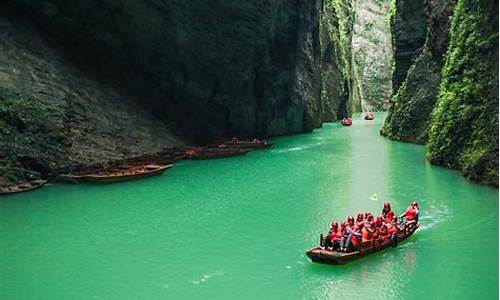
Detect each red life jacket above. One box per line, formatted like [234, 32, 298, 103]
[387, 223, 398, 235]
[384, 210, 395, 223]
[348, 225, 360, 247]
[329, 229, 342, 241]
[361, 227, 372, 242]
[405, 207, 417, 220]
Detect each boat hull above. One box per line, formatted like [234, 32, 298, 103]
[0, 180, 48, 195]
[58, 165, 172, 183]
[306, 224, 418, 265]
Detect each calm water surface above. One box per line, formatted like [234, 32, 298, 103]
[1, 113, 498, 299]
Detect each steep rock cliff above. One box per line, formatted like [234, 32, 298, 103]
[426, 0, 498, 185]
[1, 1, 360, 185]
[352, 0, 393, 111]
[381, 0, 455, 143]
[382, 0, 498, 185]
[0, 15, 183, 186]
[7, 0, 327, 141]
[389, 0, 427, 93]
[320, 0, 361, 121]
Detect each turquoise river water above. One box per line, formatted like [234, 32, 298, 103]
[0, 113, 498, 299]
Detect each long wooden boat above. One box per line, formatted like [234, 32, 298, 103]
[227, 141, 274, 150]
[59, 164, 172, 183]
[306, 223, 419, 265]
[185, 147, 251, 160]
[0, 179, 48, 195]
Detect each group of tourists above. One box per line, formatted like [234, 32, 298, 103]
[321, 201, 419, 252]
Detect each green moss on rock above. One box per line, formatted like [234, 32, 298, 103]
[320, 0, 361, 121]
[426, 0, 498, 185]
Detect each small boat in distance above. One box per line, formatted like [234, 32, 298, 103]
[341, 117, 352, 126]
[59, 164, 172, 183]
[0, 179, 48, 195]
[364, 112, 375, 120]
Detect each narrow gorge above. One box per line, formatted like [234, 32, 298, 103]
[0, 0, 361, 186]
[0, 0, 497, 186]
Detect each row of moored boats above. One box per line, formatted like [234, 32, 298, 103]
[0, 139, 273, 195]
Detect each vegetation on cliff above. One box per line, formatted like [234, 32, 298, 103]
[352, 0, 393, 111]
[383, 0, 498, 185]
[426, 0, 498, 185]
[320, 0, 361, 121]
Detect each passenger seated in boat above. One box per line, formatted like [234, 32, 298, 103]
[339, 216, 362, 252]
[231, 137, 240, 144]
[356, 212, 364, 226]
[325, 222, 342, 250]
[400, 201, 419, 224]
[378, 223, 390, 239]
[382, 202, 395, 223]
[387, 216, 399, 246]
[218, 144, 227, 149]
[251, 138, 260, 144]
[361, 221, 374, 243]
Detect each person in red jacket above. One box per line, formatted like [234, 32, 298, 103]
[378, 223, 390, 238]
[382, 202, 395, 223]
[339, 216, 362, 252]
[361, 221, 374, 243]
[356, 212, 364, 226]
[387, 216, 400, 246]
[324, 221, 342, 250]
[400, 201, 419, 224]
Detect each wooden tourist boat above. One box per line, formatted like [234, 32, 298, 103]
[185, 147, 251, 160]
[59, 164, 172, 183]
[341, 118, 353, 126]
[0, 179, 48, 195]
[306, 222, 419, 265]
[226, 140, 274, 150]
[364, 113, 375, 120]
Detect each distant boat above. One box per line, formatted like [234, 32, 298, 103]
[364, 113, 375, 120]
[185, 147, 251, 160]
[0, 179, 47, 195]
[58, 164, 172, 183]
[341, 118, 352, 126]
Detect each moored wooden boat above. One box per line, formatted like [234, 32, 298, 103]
[306, 223, 419, 265]
[227, 141, 274, 149]
[185, 147, 251, 160]
[0, 179, 48, 195]
[59, 164, 172, 183]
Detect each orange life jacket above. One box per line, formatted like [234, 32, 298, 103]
[329, 229, 342, 241]
[361, 227, 372, 242]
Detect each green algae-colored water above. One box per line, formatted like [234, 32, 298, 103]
[1, 113, 498, 299]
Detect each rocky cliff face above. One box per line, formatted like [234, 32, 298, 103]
[6, 0, 330, 141]
[389, 0, 427, 93]
[381, 0, 456, 144]
[426, 0, 498, 185]
[382, 0, 498, 185]
[320, 0, 361, 121]
[0, 15, 184, 186]
[1, 1, 360, 185]
[352, 0, 393, 111]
